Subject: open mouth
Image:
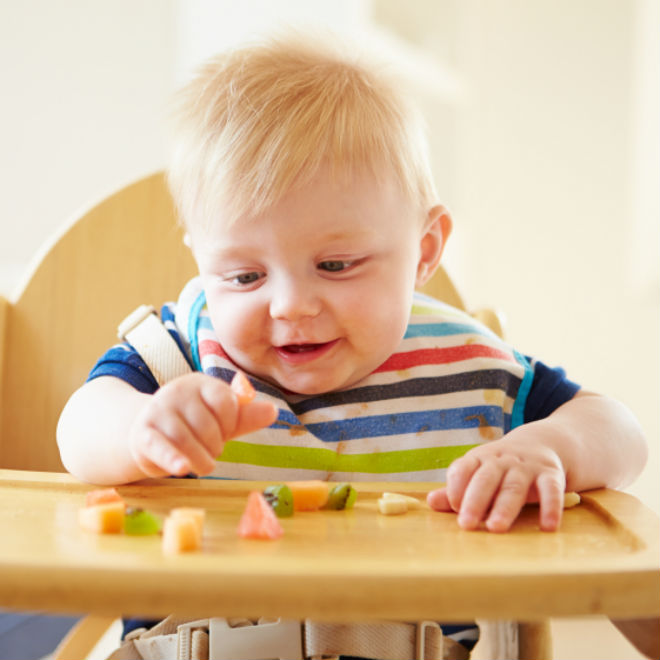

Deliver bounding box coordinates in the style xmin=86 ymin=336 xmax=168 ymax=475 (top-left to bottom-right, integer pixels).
xmin=274 ymin=339 xmax=339 ymax=363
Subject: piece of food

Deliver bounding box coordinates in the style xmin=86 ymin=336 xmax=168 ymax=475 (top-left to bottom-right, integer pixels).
xmin=286 ymin=480 xmax=330 ymax=511
xmin=263 ymin=484 xmax=294 ymax=517
xmin=84 ymin=487 xmax=123 ymax=507
xmin=377 ymin=494 xmax=410 ymax=515
xmin=123 ymin=507 xmax=162 ymax=535
xmin=162 ymin=514 xmax=202 ymax=554
xmin=78 ymin=501 xmax=125 ymax=533
xmin=170 ymin=507 xmax=206 ymax=543
xmin=563 ymin=491 xmax=581 ymax=508
xmin=381 ymin=492 xmax=424 ymax=510
xmin=238 ymin=491 xmax=284 ymax=540
xmin=325 ymin=483 xmax=357 ymax=510
xmin=231 ymin=371 xmax=256 ymax=404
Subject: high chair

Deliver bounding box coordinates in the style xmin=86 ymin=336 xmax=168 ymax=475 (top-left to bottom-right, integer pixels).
xmin=0 ymin=172 xmax=558 ymax=659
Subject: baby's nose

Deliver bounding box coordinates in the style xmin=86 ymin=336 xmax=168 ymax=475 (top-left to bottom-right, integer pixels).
xmin=269 ymin=279 xmax=322 ymax=321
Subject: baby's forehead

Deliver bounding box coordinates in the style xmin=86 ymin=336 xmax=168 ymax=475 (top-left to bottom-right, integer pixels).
xmin=187 ymin=164 xmax=421 ymax=234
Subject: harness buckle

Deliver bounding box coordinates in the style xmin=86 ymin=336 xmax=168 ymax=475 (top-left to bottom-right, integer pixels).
xmin=208 ymin=617 xmax=304 ymax=660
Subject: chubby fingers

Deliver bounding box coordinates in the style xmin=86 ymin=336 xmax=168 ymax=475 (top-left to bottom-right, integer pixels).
xmin=130 ymin=373 xmax=278 ymax=479
xmin=130 ymin=376 xmax=235 ymax=477
xmin=428 ymin=458 xmax=566 ymax=532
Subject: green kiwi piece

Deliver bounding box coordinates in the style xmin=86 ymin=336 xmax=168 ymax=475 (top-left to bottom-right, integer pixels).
xmin=262 ymin=484 xmax=294 ymax=517
xmin=326 ymin=483 xmax=357 ymax=510
xmin=123 ymin=507 xmax=162 ymax=535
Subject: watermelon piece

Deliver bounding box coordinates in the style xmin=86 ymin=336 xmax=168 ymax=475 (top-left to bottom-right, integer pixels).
xmin=162 ymin=514 xmax=201 ymax=554
xmin=237 ymin=491 xmax=284 ymax=540
xmin=78 ymin=501 xmax=125 ymax=534
xmin=286 ymin=480 xmax=330 ymax=511
xmin=84 ymin=487 xmax=123 ymax=507
xmin=231 ymin=371 xmax=256 ymax=405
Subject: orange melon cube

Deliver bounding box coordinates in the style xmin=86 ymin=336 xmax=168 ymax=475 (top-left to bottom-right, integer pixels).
xmin=78 ymin=501 xmax=125 ymax=534
xmin=286 ymin=480 xmax=330 ymax=511
xmin=84 ymin=487 xmax=123 ymax=507
xmin=162 ymin=514 xmax=201 ymax=554
xmin=169 ymin=507 xmax=205 ymax=543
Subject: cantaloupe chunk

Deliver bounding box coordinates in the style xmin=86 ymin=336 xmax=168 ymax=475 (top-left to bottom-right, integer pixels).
xmin=162 ymin=514 xmax=202 ymax=554
xmin=286 ymin=480 xmax=330 ymax=511
xmin=237 ymin=491 xmax=284 ymax=540
xmin=231 ymin=371 xmax=256 ymax=404
xmin=169 ymin=507 xmax=206 ymax=544
xmin=78 ymin=501 xmax=125 ymax=534
xmin=84 ymin=487 xmax=123 ymax=507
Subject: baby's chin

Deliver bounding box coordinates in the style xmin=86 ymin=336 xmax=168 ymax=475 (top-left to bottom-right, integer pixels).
xmin=261 ymin=370 xmax=367 ymax=397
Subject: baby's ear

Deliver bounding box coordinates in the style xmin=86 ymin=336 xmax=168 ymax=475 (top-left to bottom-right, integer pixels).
xmin=416 ymin=205 xmax=452 ymax=286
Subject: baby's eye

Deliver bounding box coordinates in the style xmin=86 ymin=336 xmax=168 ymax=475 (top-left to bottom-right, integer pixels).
xmin=318 ymin=260 xmax=352 ymax=273
xmin=229 ymin=271 xmax=263 ymax=286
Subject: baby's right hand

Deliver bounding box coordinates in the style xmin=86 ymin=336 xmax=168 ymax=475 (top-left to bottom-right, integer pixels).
xmin=127 ymin=372 xmax=278 ymax=478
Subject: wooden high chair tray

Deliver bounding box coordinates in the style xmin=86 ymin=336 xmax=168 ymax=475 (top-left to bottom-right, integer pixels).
xmin=0 ymin=470 xmax=657 ymax=622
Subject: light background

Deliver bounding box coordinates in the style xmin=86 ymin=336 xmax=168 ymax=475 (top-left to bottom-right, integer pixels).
xmin=1 ymin=2 xmax=657 ymax=658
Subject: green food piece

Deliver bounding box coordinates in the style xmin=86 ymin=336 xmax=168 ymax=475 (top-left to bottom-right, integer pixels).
xmin=262 ymin=484 xmax=294 ymax=518
xmin=325 ymin=483 xmax=357 ymax=510
xmin=123 ymin=507 xmax=162 ymax=535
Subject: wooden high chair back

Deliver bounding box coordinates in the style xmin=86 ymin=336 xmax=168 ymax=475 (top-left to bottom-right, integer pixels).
xmin=0 ymin=172 xmax=546 ymax=660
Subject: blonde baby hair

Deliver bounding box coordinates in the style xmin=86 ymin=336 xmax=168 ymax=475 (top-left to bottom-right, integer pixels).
xmin=167 ymin=34 xmax=437 ymax=231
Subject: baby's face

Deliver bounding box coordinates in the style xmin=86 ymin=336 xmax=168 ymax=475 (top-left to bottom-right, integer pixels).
xmin=191 ymin=169 xmax=430 ymax=395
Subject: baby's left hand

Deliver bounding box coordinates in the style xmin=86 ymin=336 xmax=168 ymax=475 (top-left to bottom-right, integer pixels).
xmin=427 ymin=428 xmax=566 ymax=532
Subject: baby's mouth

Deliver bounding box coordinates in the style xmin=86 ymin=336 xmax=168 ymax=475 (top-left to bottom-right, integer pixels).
xmin=280 ymin=343 xmax=324 ymax=353
xmin=274 ymin=339 xmax=339 ymax=363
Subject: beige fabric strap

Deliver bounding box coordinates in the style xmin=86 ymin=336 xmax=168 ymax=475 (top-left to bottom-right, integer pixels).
xmin=118 ymin=305 xmax=192 ymax=386
xmin=104 ymin=617 xmax=470 ymax=660
xmin=304 ymin=620 xmax=446 ymax=660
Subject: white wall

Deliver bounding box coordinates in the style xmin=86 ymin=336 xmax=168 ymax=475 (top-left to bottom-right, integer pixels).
xmin=0 ymin=1 xmax=176 ymax=294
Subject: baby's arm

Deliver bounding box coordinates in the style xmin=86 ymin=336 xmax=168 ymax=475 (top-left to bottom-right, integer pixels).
xmin=57 ymin=373 xmax=278 ymax=485
xmin=427 ymin=391 xmax=647 ymax=532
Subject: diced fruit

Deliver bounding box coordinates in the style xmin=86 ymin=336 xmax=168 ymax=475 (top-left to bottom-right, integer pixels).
xmin=78 ymin=501 xmax=125 ymax=533
xmin=170 ymin=507 xmax=206 ymax=543
xmin=237 ymin=491 xmax=284 ymax=540
xmin=263 ymin=484 xmax=294 ymax=517
xmin=123 ymin=507 xmax=162 ymax=535
xmin=325 ymin=483 xmax=357 ymax=510
xmin=84 ymin=487 xmax=123 ymax=507
xmin=231 ymin=371 xmax=256 ymax=405
xmin=286 ymin=480 xmax=330 ymax=511
xmin=377 ymin=495 xmax=409 ymax=515
xmin=382 ymin=492 xmax=424 ymax=510
xmin=162 ymin=514 xmax=201 ymax=554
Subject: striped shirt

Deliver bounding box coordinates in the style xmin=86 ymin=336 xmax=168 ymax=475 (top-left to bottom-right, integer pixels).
xmin=89 ymin=277 xmax=580 ymax=482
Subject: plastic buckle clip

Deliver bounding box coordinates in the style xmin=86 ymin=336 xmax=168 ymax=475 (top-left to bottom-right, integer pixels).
xmin=117 ymin=304 xmax=156 ymax=340
xmin=209 ymin=618 xmax=304 ymax=660
xmin=416 ymin=620 xmax=442 ymax=660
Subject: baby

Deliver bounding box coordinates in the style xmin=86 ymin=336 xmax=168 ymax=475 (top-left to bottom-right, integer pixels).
xmin=58 ymin=36 xmax=646 ymax=533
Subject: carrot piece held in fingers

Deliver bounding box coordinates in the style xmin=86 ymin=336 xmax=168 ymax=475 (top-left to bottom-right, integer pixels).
xmin=231 ymin=371 xmax=256 ymax=405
